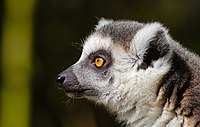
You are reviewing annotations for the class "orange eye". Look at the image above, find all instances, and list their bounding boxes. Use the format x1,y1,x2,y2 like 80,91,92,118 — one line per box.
95,57,104,67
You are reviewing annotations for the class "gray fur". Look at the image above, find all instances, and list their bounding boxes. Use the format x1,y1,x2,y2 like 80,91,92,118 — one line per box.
96,20,143,50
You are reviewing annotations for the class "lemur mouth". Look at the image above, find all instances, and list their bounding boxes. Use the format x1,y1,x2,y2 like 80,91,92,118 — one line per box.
65,88,91,93
64,88,93,97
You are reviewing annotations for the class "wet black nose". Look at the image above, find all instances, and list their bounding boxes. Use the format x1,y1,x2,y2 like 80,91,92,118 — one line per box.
56,76,65,86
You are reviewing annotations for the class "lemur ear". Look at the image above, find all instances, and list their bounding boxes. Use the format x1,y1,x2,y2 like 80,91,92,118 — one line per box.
95,18,113,30
133,23,171,70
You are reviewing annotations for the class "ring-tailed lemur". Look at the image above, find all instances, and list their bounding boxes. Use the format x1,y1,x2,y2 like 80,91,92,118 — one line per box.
56,19,200,127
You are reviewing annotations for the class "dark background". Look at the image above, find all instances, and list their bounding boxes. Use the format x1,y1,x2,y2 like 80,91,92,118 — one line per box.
1,0,200,127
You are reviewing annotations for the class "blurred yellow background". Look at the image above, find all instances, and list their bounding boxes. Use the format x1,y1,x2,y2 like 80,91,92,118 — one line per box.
0,0,200,127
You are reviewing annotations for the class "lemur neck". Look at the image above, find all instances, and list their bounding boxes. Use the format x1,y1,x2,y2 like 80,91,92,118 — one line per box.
160,52,191,111
117,53,191,127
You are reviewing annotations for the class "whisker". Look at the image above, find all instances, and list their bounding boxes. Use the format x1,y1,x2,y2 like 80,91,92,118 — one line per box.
72,42,82,51
60,93,72,105
62,66,67,70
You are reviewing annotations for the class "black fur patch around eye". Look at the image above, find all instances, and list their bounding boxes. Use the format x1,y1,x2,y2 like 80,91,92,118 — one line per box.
87,49,112,71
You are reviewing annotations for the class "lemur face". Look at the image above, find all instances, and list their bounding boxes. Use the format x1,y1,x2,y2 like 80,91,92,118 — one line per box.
56,19,172,106
56,36,119,99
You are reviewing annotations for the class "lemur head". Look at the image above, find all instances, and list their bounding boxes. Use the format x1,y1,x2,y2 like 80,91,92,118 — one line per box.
56,19,172,113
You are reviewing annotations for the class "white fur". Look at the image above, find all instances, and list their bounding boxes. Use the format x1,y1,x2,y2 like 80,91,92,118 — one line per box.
94,43,172,126
95,18,113,30
108,60,171,127
78,34,112,62
133,23,165,57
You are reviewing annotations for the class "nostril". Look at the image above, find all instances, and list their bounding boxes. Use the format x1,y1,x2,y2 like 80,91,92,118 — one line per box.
56,76,65,86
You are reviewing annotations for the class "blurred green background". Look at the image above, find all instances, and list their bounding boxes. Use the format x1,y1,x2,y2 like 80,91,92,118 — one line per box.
0,0,200,127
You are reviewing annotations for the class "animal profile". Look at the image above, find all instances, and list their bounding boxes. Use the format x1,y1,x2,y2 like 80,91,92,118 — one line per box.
56,19,200,127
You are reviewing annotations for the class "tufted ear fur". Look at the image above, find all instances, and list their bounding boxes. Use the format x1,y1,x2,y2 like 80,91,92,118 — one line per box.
95,18,113,30
133,23,171,70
